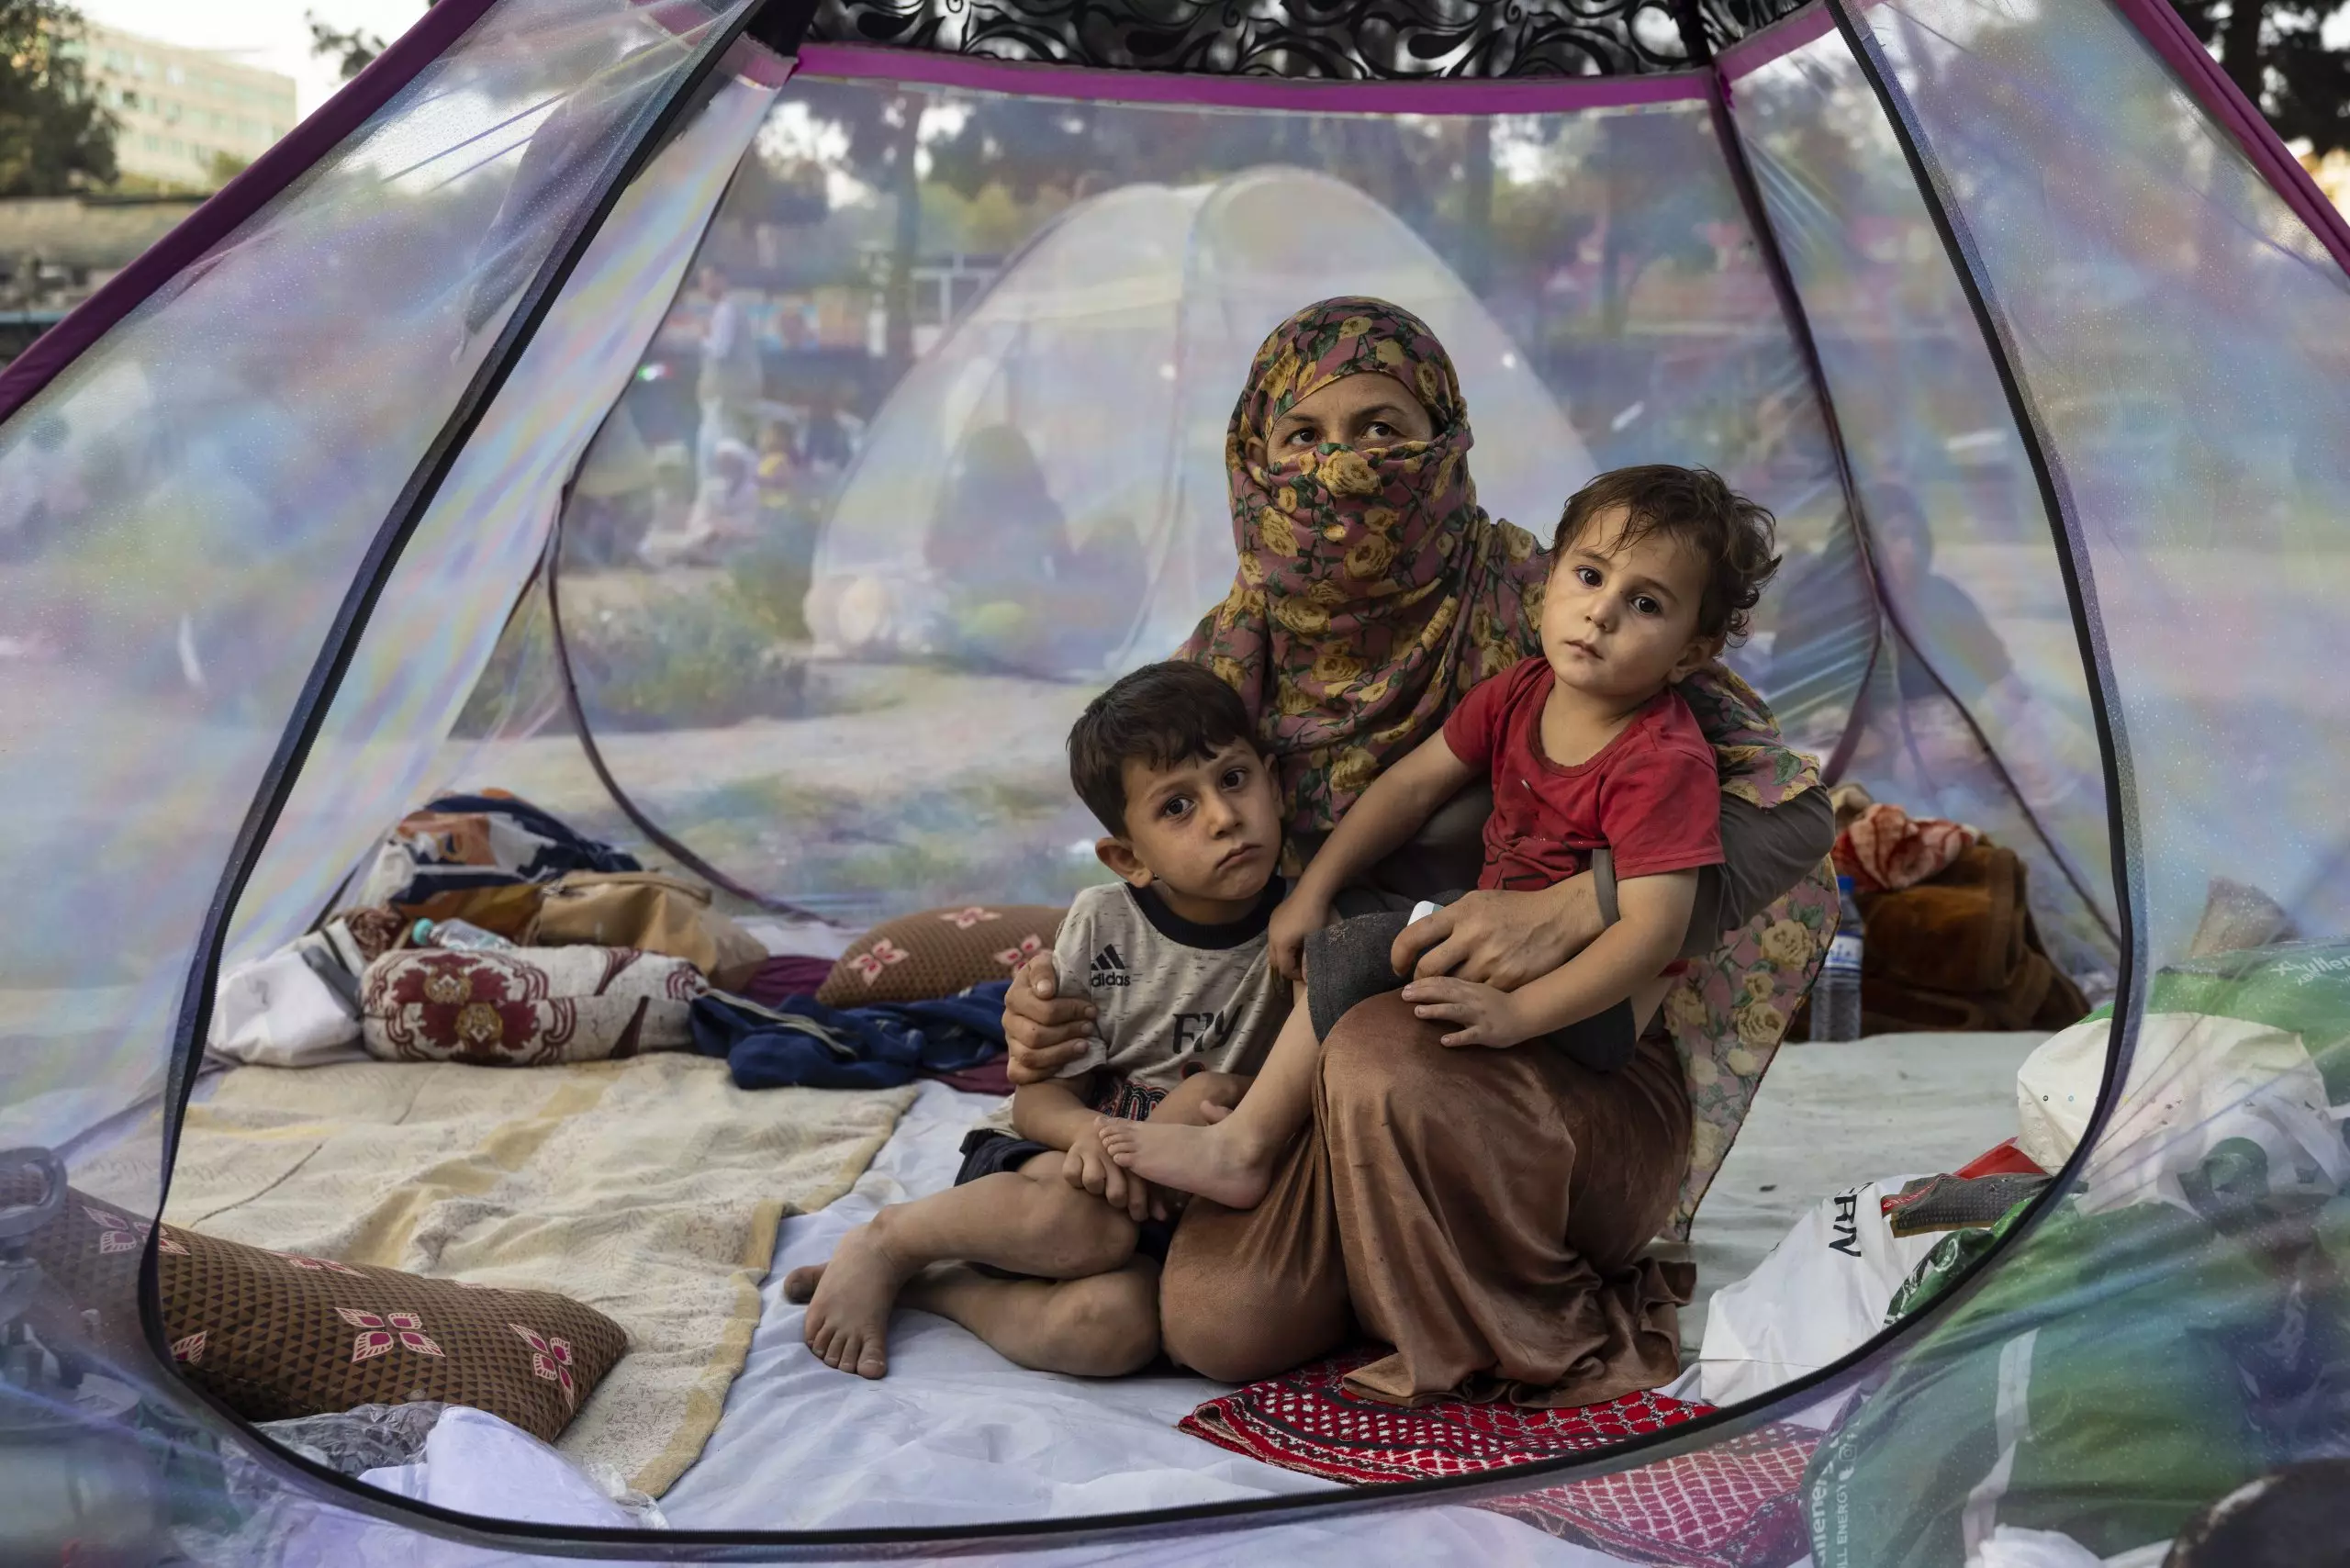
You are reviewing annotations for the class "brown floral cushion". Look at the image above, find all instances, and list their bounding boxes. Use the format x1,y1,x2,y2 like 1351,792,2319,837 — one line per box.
815,904,1065,1007
26,1185,624,1443
360,946,705,1065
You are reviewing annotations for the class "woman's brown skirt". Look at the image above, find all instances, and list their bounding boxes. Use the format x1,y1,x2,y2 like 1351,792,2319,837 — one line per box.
1159,989,1694,1406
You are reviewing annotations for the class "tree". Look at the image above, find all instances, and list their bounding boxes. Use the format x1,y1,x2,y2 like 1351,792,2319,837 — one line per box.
0,0,115,196
308,1,439,83
2170,0,2350,156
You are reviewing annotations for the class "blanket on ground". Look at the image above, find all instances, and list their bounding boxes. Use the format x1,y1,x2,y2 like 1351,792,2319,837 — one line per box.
76,1055,911,1495
1858,845,2087,1034
1180,1349,1817,1568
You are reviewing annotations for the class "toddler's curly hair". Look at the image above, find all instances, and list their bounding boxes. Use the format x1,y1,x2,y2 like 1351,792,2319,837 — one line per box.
1552,465,1781,644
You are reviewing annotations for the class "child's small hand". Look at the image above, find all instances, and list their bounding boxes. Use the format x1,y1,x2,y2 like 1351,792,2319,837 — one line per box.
1062,1118,1154,1222
1402,975,1530,1049
1268,891,1333,982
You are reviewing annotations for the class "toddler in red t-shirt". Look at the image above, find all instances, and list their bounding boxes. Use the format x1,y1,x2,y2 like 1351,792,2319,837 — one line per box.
1101,465,1780,1211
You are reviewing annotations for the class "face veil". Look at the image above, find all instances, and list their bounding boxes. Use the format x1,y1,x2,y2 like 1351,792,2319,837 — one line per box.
1181,296,1550,836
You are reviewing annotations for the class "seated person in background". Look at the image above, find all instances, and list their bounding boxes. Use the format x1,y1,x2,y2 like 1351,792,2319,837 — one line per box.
1102,465,1778,1210
783,661,1293,1380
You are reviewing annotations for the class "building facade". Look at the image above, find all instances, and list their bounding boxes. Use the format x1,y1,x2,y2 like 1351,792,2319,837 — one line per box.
66,21,297,192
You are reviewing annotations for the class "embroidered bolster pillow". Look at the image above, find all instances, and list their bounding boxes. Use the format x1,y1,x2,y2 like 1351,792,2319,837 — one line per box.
361,946,706,1066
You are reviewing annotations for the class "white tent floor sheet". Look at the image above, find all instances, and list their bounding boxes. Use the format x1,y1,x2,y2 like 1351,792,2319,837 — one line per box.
657,1031,2048,1541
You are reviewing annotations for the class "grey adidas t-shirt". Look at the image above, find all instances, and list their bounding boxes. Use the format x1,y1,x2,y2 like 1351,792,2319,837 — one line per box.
979,879,1292,1136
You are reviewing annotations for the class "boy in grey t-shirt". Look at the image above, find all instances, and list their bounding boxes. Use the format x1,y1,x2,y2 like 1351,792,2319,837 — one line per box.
783,663,1294,1382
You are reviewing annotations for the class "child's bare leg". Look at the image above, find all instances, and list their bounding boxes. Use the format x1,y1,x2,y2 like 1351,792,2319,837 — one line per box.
781,1154,1136,1380
901,1258,1160,1377
1148,1070,1249,1127
1099,998,1316,1210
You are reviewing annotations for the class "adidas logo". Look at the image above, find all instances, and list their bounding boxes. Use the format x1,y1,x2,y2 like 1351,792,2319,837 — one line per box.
1090,945,1132,988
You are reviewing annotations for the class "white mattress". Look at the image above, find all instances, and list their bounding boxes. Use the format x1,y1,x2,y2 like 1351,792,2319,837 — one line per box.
660,1032,2044,1552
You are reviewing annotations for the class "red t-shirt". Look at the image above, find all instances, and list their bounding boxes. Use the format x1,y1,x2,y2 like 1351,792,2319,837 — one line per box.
1441,658,1724,893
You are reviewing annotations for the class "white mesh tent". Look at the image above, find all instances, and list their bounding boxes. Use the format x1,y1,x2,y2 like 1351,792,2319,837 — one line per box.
804,164,1597,676
3,0,2349,1559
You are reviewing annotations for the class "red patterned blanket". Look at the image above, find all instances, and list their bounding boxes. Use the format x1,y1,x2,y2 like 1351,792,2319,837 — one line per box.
1179,1350,1818,1568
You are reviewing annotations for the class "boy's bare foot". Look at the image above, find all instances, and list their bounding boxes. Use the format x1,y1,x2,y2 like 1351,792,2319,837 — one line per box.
782,1216,918,1379
1098,1115,1274,1211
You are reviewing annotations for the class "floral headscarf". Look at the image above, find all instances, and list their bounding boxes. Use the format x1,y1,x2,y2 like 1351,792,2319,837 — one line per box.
1181,296,1818,842
1181,297,1548,837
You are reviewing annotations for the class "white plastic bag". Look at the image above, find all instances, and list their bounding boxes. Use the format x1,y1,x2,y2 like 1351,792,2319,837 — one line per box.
1699,1177,1942,1404
207,937,364,1068
2016,1011,2349,1215
359,1406,666,1528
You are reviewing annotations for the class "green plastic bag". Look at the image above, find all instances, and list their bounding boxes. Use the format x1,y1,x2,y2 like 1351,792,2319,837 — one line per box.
1807,1201,2287,1567
2087,940,2350,1104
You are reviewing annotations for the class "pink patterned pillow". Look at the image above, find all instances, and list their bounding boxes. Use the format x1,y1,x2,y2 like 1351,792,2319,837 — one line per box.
815,905,1065,1007
360,947,705,1066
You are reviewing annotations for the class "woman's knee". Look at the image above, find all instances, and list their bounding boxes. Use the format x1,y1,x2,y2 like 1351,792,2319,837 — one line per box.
1319,991,1448,1111
1159,1249,1340,1383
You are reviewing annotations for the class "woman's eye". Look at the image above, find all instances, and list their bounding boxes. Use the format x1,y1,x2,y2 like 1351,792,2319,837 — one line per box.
1575,566,1601,587
1281,427,1315,447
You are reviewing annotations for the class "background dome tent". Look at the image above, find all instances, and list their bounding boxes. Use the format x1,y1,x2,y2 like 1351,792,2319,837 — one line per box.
0,0,2344,1558
804,165,1598,676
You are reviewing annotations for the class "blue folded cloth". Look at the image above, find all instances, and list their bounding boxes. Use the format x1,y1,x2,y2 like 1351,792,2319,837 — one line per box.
689,980,1010,1091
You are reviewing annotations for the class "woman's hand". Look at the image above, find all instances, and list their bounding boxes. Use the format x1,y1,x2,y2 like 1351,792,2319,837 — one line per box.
1389,876,1604,990
1002,956,1095,1085
1266,889,1335,982
1401,974,1532,1049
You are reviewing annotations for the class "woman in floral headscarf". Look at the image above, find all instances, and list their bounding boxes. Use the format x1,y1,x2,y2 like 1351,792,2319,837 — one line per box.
1007,298,1838,1405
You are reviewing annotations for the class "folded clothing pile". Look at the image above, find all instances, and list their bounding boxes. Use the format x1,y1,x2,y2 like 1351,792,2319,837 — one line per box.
1832,799,1980,895
689,980,1011,1092
211,792,768,1070
677,902,1068,1092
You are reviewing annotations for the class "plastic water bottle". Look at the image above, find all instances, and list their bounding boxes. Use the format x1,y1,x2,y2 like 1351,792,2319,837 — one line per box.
412,917,515,953
1809,875,1865,1042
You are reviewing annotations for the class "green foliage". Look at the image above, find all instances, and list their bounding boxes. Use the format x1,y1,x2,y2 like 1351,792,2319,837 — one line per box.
2171,0,2350,156
307,0,439,83
0,0,115,196
305,12,385,83
566,585,807,731
722,532,813,644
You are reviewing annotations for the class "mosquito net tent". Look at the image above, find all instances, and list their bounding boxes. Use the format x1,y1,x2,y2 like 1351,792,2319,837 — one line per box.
804,164,1599,678
1,0,2346,1559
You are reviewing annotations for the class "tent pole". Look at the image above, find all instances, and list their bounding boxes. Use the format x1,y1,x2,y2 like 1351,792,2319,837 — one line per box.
543,498,830,921
1701,30,2121,953
1693,61,1886,787
155,0,811,1193
1824,0,2143,1216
